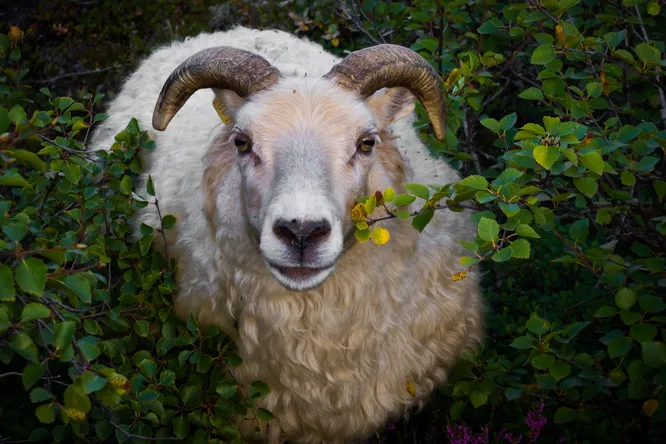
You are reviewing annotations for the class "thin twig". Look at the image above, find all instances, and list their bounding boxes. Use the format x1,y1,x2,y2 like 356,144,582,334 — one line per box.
27,65,121,85
108,420,181,441
367,202,477,225
634,6,666,127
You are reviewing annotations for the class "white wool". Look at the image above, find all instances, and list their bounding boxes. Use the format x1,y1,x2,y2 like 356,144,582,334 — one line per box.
90,27,484,444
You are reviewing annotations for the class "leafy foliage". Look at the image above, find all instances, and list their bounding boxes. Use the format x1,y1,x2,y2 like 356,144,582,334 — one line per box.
2,0,666,442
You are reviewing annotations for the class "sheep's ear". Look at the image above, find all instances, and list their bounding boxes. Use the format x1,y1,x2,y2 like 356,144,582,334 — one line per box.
365,87,416,129
212,89,246,125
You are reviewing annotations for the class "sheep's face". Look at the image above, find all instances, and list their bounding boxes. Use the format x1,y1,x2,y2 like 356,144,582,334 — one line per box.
215,78,414,291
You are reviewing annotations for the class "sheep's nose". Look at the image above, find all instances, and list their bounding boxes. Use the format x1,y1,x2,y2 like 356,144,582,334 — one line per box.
273,219,331,251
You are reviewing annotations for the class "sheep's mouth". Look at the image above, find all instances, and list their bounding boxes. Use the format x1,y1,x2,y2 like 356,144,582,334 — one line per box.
266,262,336,291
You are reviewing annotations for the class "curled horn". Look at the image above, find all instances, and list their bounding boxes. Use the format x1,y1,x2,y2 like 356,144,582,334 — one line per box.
152,47,282,131
323,44,447,140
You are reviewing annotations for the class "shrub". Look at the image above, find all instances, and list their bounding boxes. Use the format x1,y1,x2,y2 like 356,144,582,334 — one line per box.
1,0,666,442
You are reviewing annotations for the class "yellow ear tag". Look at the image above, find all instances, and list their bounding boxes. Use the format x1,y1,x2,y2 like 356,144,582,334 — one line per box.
212,97,231,125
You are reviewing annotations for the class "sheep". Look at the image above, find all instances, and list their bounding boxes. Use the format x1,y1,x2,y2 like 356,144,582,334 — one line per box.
90,27,485,444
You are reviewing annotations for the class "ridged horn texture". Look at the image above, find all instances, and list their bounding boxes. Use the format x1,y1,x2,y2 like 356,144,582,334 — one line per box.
323,44,447,140
152,46,282,131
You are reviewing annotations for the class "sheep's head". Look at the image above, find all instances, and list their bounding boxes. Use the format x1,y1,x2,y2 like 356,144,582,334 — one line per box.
153,45,447,291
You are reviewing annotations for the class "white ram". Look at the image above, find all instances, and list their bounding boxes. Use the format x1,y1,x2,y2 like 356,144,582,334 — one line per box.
90,27,484,444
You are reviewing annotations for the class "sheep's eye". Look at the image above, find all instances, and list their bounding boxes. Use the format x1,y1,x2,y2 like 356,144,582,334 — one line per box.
234,134,251,153
358,137,376,154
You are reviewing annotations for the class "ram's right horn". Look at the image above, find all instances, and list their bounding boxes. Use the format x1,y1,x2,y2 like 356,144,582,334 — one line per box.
324,44,447,140
152,46,282,131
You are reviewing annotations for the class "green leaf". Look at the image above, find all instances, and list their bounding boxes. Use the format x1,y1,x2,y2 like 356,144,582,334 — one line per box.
550,361,571,381
515,224,540,238
469,389,488,408
35,404,56,424
654,180,666,202
11,149,46,172
554,407,576,424
532,354,556,370
478,217,500,242
492,168,524,187
81,372,108,394
139,359,158,378
364,194,377,214
63,274,92,303
573,177,598,198
631,324,657,343
594,306,617,318
30,387,53,403
615,288,637,310
499,202,520,217
533,145,560,170
21,303,51,322
216,380,238,398
459,175,488,190
22,363,45,390
257,408,273,422
384,187,396,202
2,222,29,242
616,125,641,143
608,337,633,359
499,113,517,131
412,210,434,233
604,30,626,48
580,152,605,175
510,239,531,259
162,215,176,230
54,321,75,350
404,183,429,200
510,336,534,350
9,104,27,126
137,389,159,402
146,175,155,196
621,171,636,186
526,317,550,335
635,42,660,64
480,118,501,134
639,295,666,313
394,194,416,206
531,44,557,65
0,107,10,133
10,332,40,363
492,247,513,262
586,82,603,98
569,219,589,242
250,380,271,398
518,87,544,101
172,416,190,439
642,342,666,368
119,175,132,195
134,320,150,337
0,264,16,301
505,388,522,400
15,258,48,296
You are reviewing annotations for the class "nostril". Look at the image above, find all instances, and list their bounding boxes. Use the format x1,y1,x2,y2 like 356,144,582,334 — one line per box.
273,220,299,245
304,220,331,245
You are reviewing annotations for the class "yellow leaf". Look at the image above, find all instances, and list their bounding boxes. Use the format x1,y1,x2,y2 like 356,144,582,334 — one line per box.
351,203,367,222
63,407,87,421
332,38,339,47
8,26,23,42
372,228,390,245
406,380,416,397
555,25,566,47
451,271,468,281
643,399,659,417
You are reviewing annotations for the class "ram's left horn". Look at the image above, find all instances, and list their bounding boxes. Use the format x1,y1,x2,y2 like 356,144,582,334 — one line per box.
152,46,282,131
323,44,447,140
